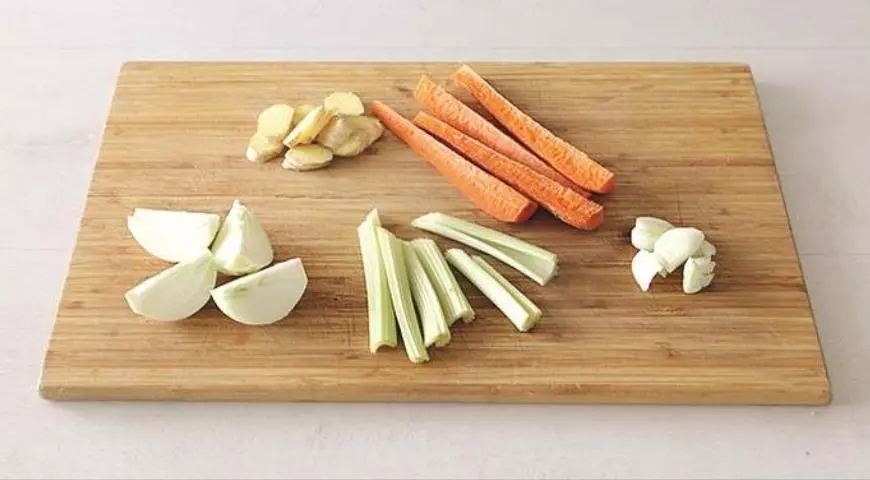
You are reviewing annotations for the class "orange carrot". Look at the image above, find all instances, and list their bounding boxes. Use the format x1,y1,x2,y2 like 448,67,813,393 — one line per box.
371,101,537,224
413,75,589,197
452,65,616,194
414,112,603,231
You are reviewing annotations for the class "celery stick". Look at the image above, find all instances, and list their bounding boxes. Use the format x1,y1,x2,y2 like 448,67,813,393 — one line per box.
445,249,536,332
403,242,451,348
471,255,541,331
411,212,558,286
376,227,429,364
410,238,474,325
357,209,396,353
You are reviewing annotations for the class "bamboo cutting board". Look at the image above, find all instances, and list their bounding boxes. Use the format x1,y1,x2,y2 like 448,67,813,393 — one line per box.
40,62,830,404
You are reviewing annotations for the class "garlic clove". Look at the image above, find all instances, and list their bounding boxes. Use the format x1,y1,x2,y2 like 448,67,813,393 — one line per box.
630,227,659,251
683,256,716,294
635,217,674,236
631,217,675,251
631,249,667,292
127,208,220,263
692,240,717,259
653,227,705,274
211,200,274,276
211,258,308,325
125,250,217,321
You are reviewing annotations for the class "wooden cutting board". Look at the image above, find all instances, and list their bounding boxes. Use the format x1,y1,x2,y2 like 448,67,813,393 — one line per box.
40,62,830,404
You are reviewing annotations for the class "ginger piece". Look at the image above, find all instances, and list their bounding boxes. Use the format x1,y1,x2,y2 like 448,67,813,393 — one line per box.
256,104,295,142
281,144,334,171
324,92,365,116
282,106,334,147
316,115,384,157
246,132,284,163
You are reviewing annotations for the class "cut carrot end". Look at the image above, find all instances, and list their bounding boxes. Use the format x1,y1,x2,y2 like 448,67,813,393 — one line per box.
451,65,616,196
414,111,604,231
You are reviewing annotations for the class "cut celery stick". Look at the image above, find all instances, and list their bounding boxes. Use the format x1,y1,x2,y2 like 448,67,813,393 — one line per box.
403,242,451,348
376,227,429,364
445,248,536,332
357,209,396,353
410,238,474,325
471,255,541,331
411,212,558,286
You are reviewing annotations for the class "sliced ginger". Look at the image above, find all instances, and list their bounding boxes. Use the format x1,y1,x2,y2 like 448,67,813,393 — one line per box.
316,117,356,152
256,104,295,142
316,115,384,157
324,92,365,116
283,105,334,147
293,104,316,125
246,132,285,163
281,144,334,171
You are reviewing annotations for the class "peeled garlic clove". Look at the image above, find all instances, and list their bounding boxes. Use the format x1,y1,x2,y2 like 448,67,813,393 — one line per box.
631,216,675,251
635,217,674,236
692,240,717,258
211,200,274,276
630,227,659,251
653,227,705,274
127,208,220,263
125,250,217,321
632,249,667,292
211,258,308,326
683,256,716,294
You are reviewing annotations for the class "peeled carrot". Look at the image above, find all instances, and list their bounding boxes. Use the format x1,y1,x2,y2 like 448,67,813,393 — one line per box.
413,75,589,197
371,101,537,224
414,112,603,231
452,65,616,194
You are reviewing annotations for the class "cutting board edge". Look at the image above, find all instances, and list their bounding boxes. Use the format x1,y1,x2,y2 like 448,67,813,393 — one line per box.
38,364,832,405
745,65,833,398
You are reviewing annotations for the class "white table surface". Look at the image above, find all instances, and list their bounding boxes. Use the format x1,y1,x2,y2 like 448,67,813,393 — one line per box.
2,1,869,478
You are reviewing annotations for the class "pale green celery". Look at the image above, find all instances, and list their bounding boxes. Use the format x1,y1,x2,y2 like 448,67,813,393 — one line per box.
411,212,558,286
358,209,397,353
376,227,429,364
410,238,474,325
445,249,536,332
471,255,541,332
403,242,451,348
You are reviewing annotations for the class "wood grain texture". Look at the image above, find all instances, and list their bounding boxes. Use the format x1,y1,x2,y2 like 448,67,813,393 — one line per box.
39,62,830,404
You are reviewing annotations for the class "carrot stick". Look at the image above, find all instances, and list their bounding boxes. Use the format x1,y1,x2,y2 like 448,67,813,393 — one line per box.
452,65,616,194
414,112,603,231
371,101,537,224
413,75,590,197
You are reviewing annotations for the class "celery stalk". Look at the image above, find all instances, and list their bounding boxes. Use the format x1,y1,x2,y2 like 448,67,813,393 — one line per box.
404,242,451,348
471,255,541,331
376,227,429,364
411,212,558,286
410,238,474,325
445,249,539,332
357,209,396,353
